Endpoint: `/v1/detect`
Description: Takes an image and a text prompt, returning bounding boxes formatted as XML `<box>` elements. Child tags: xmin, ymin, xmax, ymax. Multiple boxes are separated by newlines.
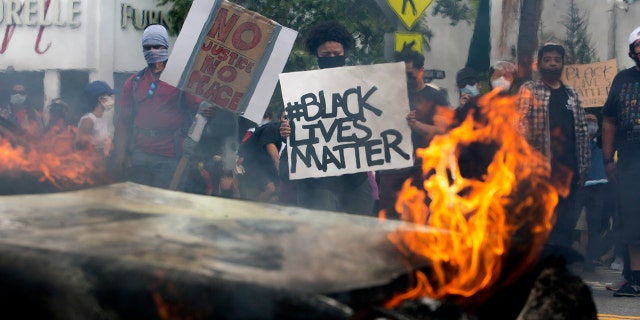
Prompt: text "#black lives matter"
<box><xmin>286</xmin><ymin>86</ymin><xmax>410</xmax><ymax>173</ymax></box>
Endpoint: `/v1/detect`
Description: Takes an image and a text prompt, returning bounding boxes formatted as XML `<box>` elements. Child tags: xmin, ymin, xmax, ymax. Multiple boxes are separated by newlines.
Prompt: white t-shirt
<box><xmin>78</xmin><ymin>113</ymin><xmax>110</xmax><ymax>150</ymax></box>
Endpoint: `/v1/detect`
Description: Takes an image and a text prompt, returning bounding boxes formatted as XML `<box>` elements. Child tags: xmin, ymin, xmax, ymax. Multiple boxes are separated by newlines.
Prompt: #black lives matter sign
<box><xmin>279</xmin><ymin>62</ymin><xmax>414</xmax><ymax>180</ymax></box>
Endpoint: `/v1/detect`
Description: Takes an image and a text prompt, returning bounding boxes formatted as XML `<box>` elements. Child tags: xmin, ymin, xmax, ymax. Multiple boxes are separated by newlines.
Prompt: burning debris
<box><xmin>383</xmin><ymin>90</ymin><xmax>588</xmax><ymax>314</ymax></box>
<box><xmin>0</xmin><ymin>92</ymin><xmax>597</xmax><ymax>319</ymax></box>
<box><xmin>0</xmin><ymin>122</ymin><xmax>108</xmax><ymax>194</ymax></box>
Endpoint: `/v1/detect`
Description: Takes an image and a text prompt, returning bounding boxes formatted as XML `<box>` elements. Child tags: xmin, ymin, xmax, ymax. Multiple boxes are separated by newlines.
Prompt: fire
<box><xmin>0</xmin><ymin>125</ymin><xmax>104</xmax><ymax>190</ymax></box>
<box><xmin>385</xmin><ymin>90</ymin><xmax>558</xmax><ymax>307</ymax></box>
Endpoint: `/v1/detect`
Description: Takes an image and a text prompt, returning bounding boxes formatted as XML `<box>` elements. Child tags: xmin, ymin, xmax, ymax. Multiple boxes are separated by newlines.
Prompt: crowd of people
<box><xmin>1</xmin><ymin>21</ymin><xmax>639</xmax><ymax>298</ymax></box>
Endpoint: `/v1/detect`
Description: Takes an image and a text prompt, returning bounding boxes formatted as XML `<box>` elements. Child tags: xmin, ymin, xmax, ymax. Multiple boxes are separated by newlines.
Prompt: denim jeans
<box><xmin>126</xmin><ymin>149</ymin><xmax>183</xmax><ymax>190</ymax></box>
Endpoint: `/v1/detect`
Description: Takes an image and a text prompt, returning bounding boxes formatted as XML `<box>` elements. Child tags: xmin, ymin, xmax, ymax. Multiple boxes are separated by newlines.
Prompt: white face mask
<box><xmin>100</xmin><ymin>95</ymin><xmax>115</xmax><ymax>110</ymax></box>
<box><xmin>10</xmin><ymin>93</ymin><xmax>26</xmax><ymax>106</ymax></box>
<box><xmin>491</xmin><ymin>76</ymin><xmax>512</xmax><ymax>92</ymax></box>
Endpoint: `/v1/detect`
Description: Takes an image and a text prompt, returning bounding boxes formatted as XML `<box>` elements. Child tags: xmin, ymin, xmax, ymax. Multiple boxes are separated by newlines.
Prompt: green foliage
<box><xmin>156</xmin><ymin>0</ymin><xmax>192</xmax><ymax>35</ymax></box>
<box><xmin>561</xmin><ymin>0</ymin><xmax>597</xmax><ymax>64</ymax></box>
<box><xmin>432</xmin><ymin>0</ymin><xmax>476</xmax><ymax>26</ymax></box>
<box><xmin>156</xmin><ymin>0</ymin><xmax>468</xmax><ymax>116</ymax></box>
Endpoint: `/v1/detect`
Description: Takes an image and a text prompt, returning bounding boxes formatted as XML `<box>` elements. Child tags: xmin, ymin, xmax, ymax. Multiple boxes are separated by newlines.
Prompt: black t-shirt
<box><xmin>408</xmin><ymin>85</ymin><xmax>449</xmax><ymax>151</ymax></box>
<box><xmin>548</xmin><ymin>84</ymin><xmax>578</xmax><ymax>181</ymax></box>
<box><xmin>243</xmin><ymin>122</ymin><xmax>283</xmax><ymax>178</ymax></box>
<box><xmin>602</xmin><ymin>67</ymin><xmax>640</xmax><ymax>159</ymax></box>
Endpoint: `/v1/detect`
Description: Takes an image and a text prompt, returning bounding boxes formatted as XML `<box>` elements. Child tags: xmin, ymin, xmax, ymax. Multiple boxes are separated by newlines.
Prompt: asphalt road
<box><xmin>573</xmin><ymin>264</ymin><xmax>640</xmax><ymax>318</ymax></box>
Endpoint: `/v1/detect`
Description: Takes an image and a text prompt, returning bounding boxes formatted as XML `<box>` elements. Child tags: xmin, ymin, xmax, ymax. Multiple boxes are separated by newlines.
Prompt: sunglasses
<box><xmin>148</xmin><ymin>82</ymin><xmax>157</xmax><ymax>97</ymax></box>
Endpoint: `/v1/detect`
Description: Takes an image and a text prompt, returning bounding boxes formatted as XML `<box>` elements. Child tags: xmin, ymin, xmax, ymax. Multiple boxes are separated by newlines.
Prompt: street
<box><xmin>574</xmin><ymin>264</ymin><xmax>640</xmax><ymax>318</ymax></box>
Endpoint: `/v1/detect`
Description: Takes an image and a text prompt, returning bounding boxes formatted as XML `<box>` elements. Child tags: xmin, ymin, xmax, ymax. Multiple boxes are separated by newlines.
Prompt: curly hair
<box><xmin>304</xmin><ymin>21</ymin><xmax>354</xmax><ymax>55</ymax></box>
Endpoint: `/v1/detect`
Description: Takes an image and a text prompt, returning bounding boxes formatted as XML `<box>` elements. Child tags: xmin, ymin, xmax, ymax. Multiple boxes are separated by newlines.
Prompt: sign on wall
<box><xmin>0</xmin><ymin>0</ymin><xmax>87</xmax><ymax>70</ymax></box>
<box><xmin>160</xmin><ymin>0</ymin><xmax>297</xmax><ymax>124</ymax></box>
<box><xmin>562</xmin><ymin>59</ymin><xmax>618</xmax><ymax>108</ymax></box>
<box><xmin>279</xmin><ymin>62</ymin><xmax>414</xmax><ymax>180</ymax></box>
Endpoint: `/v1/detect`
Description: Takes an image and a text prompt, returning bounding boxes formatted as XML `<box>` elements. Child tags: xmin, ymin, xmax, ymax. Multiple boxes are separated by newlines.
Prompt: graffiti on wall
<box><xmin>0</xmin><ymin>0</ymin><xmax>82</xmax><ymax>54</ymax></box>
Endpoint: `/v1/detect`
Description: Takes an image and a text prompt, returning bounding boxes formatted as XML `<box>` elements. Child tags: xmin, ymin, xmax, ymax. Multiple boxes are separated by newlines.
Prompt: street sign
<box><xmin>386</xmin><ymin>0</ymin><xmax>433</xmax><ymax>30</ymax></box>
<box><xmin>395</xmin><ymin>32</ymin><xmax>423</xmax><ymax>53</ymax></box>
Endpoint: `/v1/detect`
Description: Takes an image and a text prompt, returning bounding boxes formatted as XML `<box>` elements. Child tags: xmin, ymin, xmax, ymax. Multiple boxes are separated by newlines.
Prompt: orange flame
<box><xmin>0</xmin><ymin>125</ymin><xmax>103</xmax><ymax>190</ymax></box>
<box><xmin>385</xmin><ymin>90</ymin><xmax>558</xmax><ymax>307</ymax></box>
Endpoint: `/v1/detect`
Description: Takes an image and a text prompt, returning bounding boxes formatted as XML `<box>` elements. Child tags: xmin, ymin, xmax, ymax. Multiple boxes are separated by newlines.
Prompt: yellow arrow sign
<box><xmin>386</xmin><ymin>0</ymin><xmax>433</xmax><ymax>30</ymax></box>
<box><xmin>395</xmin><ymin>32</ymin><xmax>423</xmax><ymax>53</ymax></box>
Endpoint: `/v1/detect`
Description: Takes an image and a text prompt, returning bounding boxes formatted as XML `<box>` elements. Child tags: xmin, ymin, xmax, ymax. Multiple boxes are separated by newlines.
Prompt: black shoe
<box><xmin>613</xmin><ymin>281</ymin><xmax>640</xmax><ymax>297</ymax></box>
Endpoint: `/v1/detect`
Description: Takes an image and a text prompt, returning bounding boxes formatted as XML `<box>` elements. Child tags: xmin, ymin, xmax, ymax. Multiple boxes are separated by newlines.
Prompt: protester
<box><xmin>454</xmin><ymin>62</ymin><xmax>517</xmax><ymax>126</ymax></box>
<box><xmin>41</xmin><ymin>98</ymin><xmax>77</xmax><ymax>158</ymax></box>
<box><xmin>0</xmin><ymin>83</ymin><xmax>44</xmax><ymax>135</ymax></box>
<box><xmin>44</xmin><ymin>98</ymin><xmax>73</xmax><ymax>134</ymax></box>
<box><xmin>279</xmin><ymin>21</ymin><xmax>375</xmax><ymax>215</ymax></box>
<box><xmin>114</xmin><ymin>24</ymin><xmax>215</xmax><ymax>190</ymax></box>
<box><xmin>216</xmin><ymin>169</ymin><xmax>240</xmax><ymax>198</ymax></box>
<box><xmin>574</xmin><ymin>114</ymin><xmax>609</xmax><ymax>272</ymax></box>
<box><xmin>378</xmin><ymin>47</ymin><xmax>449</xmax><ymax>219</ymax></box>
<box><xmin>601</xmin><ymin>26</ymin><xmax>640</xmax><ymax>297</ymax></box>
<box><xmin>77</xmin><ymin>81</ymin><xmax>118</xmax><ymax>157</ymax></box>
<box><xmin>456</xmin><ymin>67</ymin><xmax>482</xmax><ymax>108</ymax></box>
<box><xmin>516</xmin><ymin>42</ymin><xmax>591</xmax><ymax>254</ymax></box>
<box><xmin>489</xmin><ymin>60</ymin><xmax>517</xmax><ymax>94</ymax></box>
<box><xmin>238</xmin><ymin>109</ymin><xmax>286</xmax><ymax>202</ymax></box>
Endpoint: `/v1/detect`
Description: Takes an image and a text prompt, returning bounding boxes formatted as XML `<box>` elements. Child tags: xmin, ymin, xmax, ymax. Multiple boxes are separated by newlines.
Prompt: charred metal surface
<box><xmin>0</xmin><ymin>182</ymin><xmax>419</xmax><ymax>319</ymax></box>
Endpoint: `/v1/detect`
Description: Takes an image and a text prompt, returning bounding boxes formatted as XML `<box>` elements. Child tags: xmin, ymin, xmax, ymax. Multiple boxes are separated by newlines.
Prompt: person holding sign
<box><xmin>377</xmin><ymin>48</ymin><xmax>449</xmax><ymax>219</ymax></box>
<box><xmin>601</xmin><ymin>26</ymin><xmax>640</xmax><ymax>298</ymax></box>
<box><xmin>279</xmin><ymin>21</ymin><xmax>375</xmax><ymax>215</ymax></box>
<box><xmin>114</xmin><ymin>24</ymin><xmax>216</xmax><ymax>190</ymax></box>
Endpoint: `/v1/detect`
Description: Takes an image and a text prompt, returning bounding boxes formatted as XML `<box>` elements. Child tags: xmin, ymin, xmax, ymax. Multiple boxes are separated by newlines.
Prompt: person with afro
<box><xmin>279</xmin><ymin>21</ymin><xmax>375</xmax><ymax>216</ymax></box>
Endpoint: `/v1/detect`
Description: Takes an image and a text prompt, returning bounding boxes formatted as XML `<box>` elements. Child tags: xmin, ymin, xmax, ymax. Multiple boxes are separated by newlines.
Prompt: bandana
<box><xmin>144</xmin><ymin>49</ymin><xmax>169</xmax><ymax>64</ymax></box>
<box><xmin>142</xmin><ymin>25</ymin><xmax>169</xmax><ymax>49</ymax></box>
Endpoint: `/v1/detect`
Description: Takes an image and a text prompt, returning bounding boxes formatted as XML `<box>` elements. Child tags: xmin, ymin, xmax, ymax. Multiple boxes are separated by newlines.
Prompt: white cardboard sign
<box><xmin>279</xmin><ymin>62</ymin><xmax>414</xmax><ymax>180</ymax></box>
<box><xmin>160</xmin><ymin>0</ymin><xmax>297</xmax><ymax>124</ymax></box>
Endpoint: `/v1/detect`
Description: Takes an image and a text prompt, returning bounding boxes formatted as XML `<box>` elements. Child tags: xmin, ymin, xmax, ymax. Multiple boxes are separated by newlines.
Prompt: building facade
<box><xmin>3</xmin><ymin>0</ymin><xmax>640</xmax><ymax>140</ymax></box>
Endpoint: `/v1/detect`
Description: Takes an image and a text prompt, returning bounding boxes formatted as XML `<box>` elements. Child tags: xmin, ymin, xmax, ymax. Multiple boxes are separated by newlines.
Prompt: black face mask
<box><xmin>318</xmin><ymin>56</ymin><xmax>346</xmax><ymax>69</ymax></box>
<box><xmin>539</xmin><ymin>67</ymin><xmax>563</xmax><ymax>80</ymax></box>
<box><xmin>406</xmin><ymin>73</ymin><xmax>417</xmax><ymax>91</ymax></box>
<box><xmin>631</xmin><ymin>53</ymin><xmax>640</xmax><ymax>68</ymax></box>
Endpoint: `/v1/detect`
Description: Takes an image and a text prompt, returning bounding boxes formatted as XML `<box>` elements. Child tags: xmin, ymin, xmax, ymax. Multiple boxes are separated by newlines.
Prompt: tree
<box><xmin>431</xmin><ymin>0</ymin><xmax>476</xmax><ymax>26</ymax></box>
<box><xmin>465</xmin><ymin>0</ymin><xmax>490</xmax><ymax>73</ymax></box>
<box><xmin>516</xmin><ymin>0</ymin><xmax>543</xmax><ymax>85</ymax></box>
<box><xmin>561</xmin><ymin>0</ymin><xmax>597</xmax><ymax>64</ymax></box>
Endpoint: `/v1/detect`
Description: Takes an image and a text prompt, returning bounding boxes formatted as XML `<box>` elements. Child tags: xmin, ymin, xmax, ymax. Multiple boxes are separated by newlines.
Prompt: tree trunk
<box><xmin>466</xmin><ymin>0</ymin><xmax>491</xmax><ymax>74</ymax></box>
<box><xmin>516</xmin><ymin>0</ymin><xmax>543</xmax><ymax>86</ymax></box>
